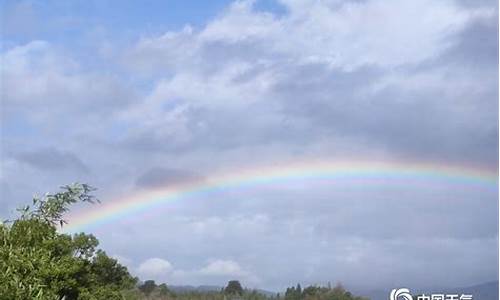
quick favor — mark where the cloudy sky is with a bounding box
[1,0,498,292]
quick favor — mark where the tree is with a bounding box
[139,280,157,296]
[224,280,244,296]
[0,183,137,299]
[157,283,170,296]
[283,283,367,300]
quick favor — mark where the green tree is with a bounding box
[283,283,367,300]
[157,283,170,296]
[224,280,244,296]
[139,280,157,296]
[0,183,137,299]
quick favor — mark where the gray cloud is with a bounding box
[14,147,89,173]
[135,168,204,189]
[93,181,498,290]
[113,0,498,169]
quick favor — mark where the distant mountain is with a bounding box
[355,281,499,300]
[251,288,278,297]
[169,285,222,293]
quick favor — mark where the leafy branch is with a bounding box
[17,183,99,227]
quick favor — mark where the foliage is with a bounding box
[0,183,137,300]
[137,280,174,298]
[225,280,244,296]
[283,283,367,300]
[129,280,272,300]
[130,280,175,299]
[16,183,98,228]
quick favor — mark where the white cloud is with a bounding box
[137,258,174,280]
[200,0,279,43]
[199,260,245,276]
[126,0,493,72]
[169,259,261,287]
[1,40,133,120]
[189,214,271,238]
[131,256,260,286]
[113,0,497,166]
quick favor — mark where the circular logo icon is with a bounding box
[390,288,413,300]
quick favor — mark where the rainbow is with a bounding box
[63,159,498,232]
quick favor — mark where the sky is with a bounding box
[0,0,499,293]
